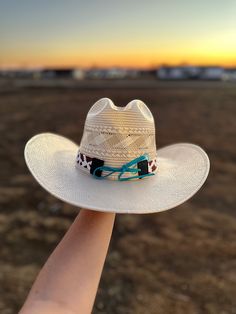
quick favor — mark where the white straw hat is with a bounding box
[24,98,210,214]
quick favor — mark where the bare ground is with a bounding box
[0,79,235,314]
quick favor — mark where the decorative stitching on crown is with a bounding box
[79,147,156,158]
[85,124,155,134]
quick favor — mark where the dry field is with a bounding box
[0,79,235,314]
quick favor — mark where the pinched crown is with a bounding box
[77,98,157,180]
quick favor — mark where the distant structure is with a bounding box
[157,66,226,80]
[40,68,84,80]
[85,67,140,79]
[222,68,236,81]
[157,66,201,80]
[85,68,122,79]
[158,66,187,80]
[0,69,41,79]
[199,67,224,80]
[41,68,72,79]
[1,65,236,81]
[73,69,84,80]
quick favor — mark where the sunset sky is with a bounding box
[1,0,236,69]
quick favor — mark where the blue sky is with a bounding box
[1,0,236,68]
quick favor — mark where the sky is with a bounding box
[0,0,236,69]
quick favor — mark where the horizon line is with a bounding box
[1,62,236,70]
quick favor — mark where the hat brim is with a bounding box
[24,133,210,214]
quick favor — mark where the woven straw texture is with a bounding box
[78,98,157,179]
[24,133,210,214]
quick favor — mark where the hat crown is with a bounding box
[78,98,157,179]
[86,98,154,128]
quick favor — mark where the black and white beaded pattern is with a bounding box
[76,152,92,171]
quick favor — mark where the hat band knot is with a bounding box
[92,154,155,181]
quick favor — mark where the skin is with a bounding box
[20,209,116,314]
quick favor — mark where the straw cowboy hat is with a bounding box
[24,98,210,214]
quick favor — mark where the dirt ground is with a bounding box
[0,79,235,314]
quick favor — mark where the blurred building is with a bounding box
[222,68,236,81]
[0,69,41,79]
[73,69,84,80]
[157,66,225,80]
[40,68,84,80]
[199,67,224,80]
[85,67,141,79]
[85,68,123,79]
[1,66,234,82]
[157,66,190,80]
[41,68,73,79]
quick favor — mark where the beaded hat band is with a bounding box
[76,151,158,181]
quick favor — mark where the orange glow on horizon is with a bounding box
[1,55,236,69]
[1,38,236,69]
